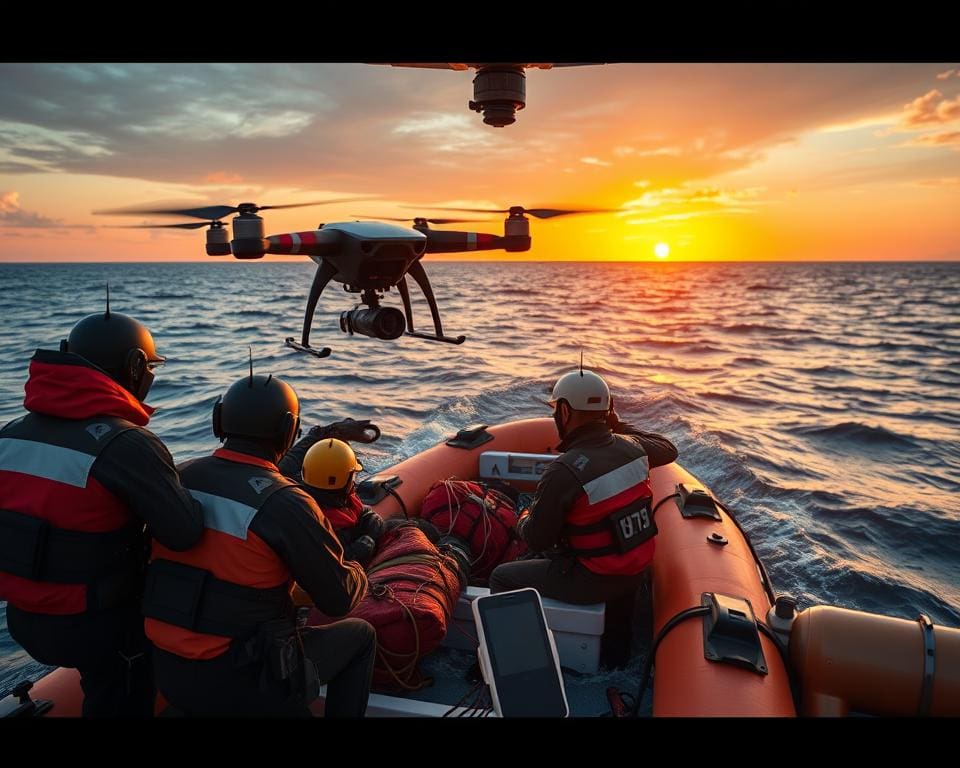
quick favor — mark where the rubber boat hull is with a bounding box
[25,417,795,717]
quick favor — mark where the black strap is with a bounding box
[564,518,610,535]
[651,493,681,519]
[383,485,409,520]
[142,559,292,638]
[566,542,621,558]
[0,508,142,583]
[917,613,936,716]
[563,495,656,558]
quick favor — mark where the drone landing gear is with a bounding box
[284,337,332,358]
[405,330,466,344]
[288,260,338,358]
[397,261,468,346]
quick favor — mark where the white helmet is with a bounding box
[548,369,611,412]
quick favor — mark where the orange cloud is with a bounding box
[908,131,960,148]
[0,190,62,227]
[204,171,244,184]
[936,69,957,80]
[911,176,960,186]
[900,89,960,127]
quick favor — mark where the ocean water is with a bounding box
[1,260,958,697]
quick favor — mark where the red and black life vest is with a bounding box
[318,491,364,532]
[143,450,297,660]
[557,436,657,576]
[0,352,154,616]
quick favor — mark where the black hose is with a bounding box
[630,605,711,717]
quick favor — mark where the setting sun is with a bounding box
[655,243,670,259]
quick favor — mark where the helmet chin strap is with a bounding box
[553,401,568,440]
[131,366,155,402]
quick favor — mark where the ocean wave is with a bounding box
[790,422,919,450]
[2,260,959,691]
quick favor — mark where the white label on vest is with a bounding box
[248,477,273,494]
[86,423,112,441]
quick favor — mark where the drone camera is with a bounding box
[470,67,526,128]
[339,306,406,340]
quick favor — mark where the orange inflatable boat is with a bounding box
[10,418,960,717]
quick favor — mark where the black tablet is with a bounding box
[472,588,569,717]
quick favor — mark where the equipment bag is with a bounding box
[304,522,464,691]
[419,479,527,584]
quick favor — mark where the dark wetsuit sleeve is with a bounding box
[91,428,204,551]
[613,422,678,468]
[251,487,367,617]
[277,432,321,482]
[520,461,581,553]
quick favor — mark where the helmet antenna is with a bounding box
[248,346,254,388]
[105,283,111,319]
[579,346,584,377]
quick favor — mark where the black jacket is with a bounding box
[519,420,677,553]
[217,439,367,616]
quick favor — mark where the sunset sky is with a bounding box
[0,63,958,262]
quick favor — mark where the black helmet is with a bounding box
[62,311,165,401]
[212,374,301,454]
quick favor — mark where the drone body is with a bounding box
[96,199,611,358]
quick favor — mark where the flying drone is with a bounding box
[381,63,603,128]
[95,199,615,358]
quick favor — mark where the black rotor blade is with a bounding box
[408,205,619,219]
[425,217,489,224]
[523,207,620,219]
[107,221,212,230]
[406,205,510,214]
[258,197,376,211]
[95,197,377,221]
[352,214,486,224]
[94,204,238,220]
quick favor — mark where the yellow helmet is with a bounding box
[302,438,363,490]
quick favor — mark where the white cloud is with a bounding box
[128,105,314,141]
[580,156,612,167]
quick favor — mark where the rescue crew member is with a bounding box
[280,425,441,561]
[289,438,384,567]
[143,372,374,717]
[0,307,204,717]
[488,369,677,667]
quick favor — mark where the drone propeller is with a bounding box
[351,214,484,225]
[106,221,213,230]
[93,197,375,221]
[405,204,619,220]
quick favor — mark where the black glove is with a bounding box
[358,509,385,541]
[308,418,381,444]
[605,396,620,431]
[344,534,377,566]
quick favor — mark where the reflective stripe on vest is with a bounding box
[0,413,138,615]
[0,439,97,488]
[188,490,259,540]
[144,454,297,660]
[559,438,657,576]
[582,456,650,504]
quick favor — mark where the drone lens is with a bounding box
[340,307,406,340]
